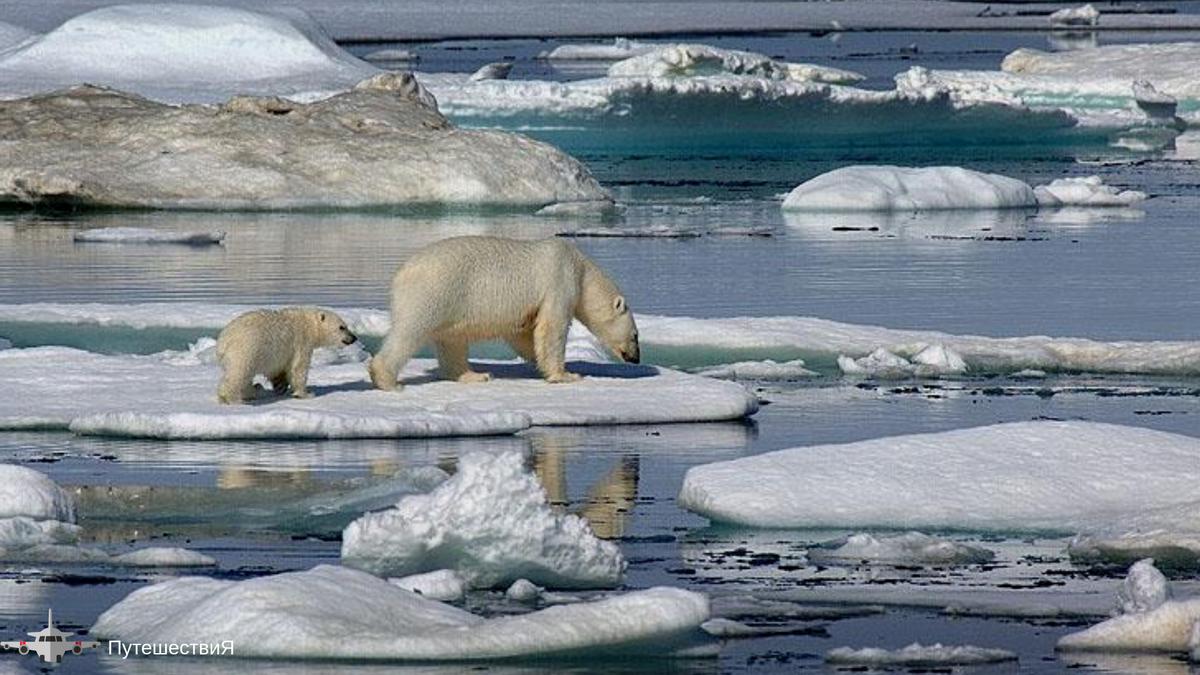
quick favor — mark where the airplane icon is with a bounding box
[2,609,99,663]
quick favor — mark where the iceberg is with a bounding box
[92,565,712,660]
[0,343,754,438]
[826,643,1017,666]
[342,452,625,588]
[0,76,609,210]
[678,421,1200,532]
[0,4,376,103]
[73,228,226,245]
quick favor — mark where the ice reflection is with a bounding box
[783,208,1035,241]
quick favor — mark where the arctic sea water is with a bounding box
[3,25,1200,675]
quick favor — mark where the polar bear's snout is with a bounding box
[618,341,640,364]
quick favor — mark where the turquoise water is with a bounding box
[2,28,1200,675]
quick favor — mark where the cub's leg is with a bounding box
[287,354,313,398]
[435,338,492,384]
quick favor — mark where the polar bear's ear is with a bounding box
[613,296,627,314]
[319,312,327,322]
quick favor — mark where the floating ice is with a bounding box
[1049,4,1100,27]
[827,643,1018,666]
[838,344,968,378]
[679,421,1200,531]
[808,532,994,565]
[470,61,513,82]
[0,465,74,521]
[0,5,377,103]
[363,48,418,63]
[693,359,816,380]
[539,38,657,61]
[93,565,712,660]
[110,547,217,567]
[782,166,1038,212]
[1059,560,1200,653]
[73,227,227,245]
[342,452,626,588]
[607,44,864,85]
[0,77,610,210]
[1071,533,1200,571]
[0,342,754,438]
[1034,176,1147,207]
[506,578,544,602]
[390,569,467,602]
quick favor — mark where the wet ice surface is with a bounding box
[5,26,1200,675]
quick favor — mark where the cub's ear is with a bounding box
[319,312,327,322]
[613,296,626,313]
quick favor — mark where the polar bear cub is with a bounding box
[217,307,358,404]
[369,236,639,390]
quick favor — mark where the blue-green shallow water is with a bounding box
[3,28,1200,675]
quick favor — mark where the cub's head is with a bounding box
[591,295,640,364]
[316,310,358,347]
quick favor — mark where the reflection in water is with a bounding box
[783,208,1036,241]
[1059,653,1193,675]
[97,655,721,675]
[534,441,640,539]
[0,578,50,618]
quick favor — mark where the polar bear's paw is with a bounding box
[458,371,493,384]
[546,371,583,384]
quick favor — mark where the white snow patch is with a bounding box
[0,4,377,103]
[389,569,467,602]
[679,421,1200,531]
[73,228,226,245]
[1049,4,1100,27]
[827,643,1018,666]
[1034,176,1147,207]
[782,166,1038,212]
[92,565,711,660]
[808,532,994,565]
[343,452,625,588]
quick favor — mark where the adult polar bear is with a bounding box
[369,236,640,390]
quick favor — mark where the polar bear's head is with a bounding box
[313,310,358,347]
[578,270,640,364]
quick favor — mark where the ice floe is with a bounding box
[782,166,1037,212]
[1071,533,1200,571]
[808,532,994,565]
[92,565,712,660]
[342,451,625,588]
[73,228,227,245]
[1059,559,1200,653]
[390,569,467,602]
[826,643,1017,666]
[837,344,968,379]
[607,44,864,85]
[539,38,657,61]
[693,359,816,380]
[1034,176,1147,207]
[679,421,1200,531]
[0,76,609,210]
[0,4,375,103]
[1049,4,1100,27]
[506,578,544,602]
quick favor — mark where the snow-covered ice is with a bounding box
[1034,176,1147,207]
[539,38,657,61]
[837,344,968,379]
[826,643,1018,666]
[506,578,544,602]
[1117,559,1170,615]
[607,44,864,85]
[92,565,712,660]
[0,77,610,210]
[782,166,1038,212]
[389,569,467,602]
[0,5,377,103]
[1059,560,1200,653]
[1071,533,1200,570]
[808,532,994,565]
[0,465,74,522]
[73,227,226,245]
[679,421,1200,531]
[693,359,816,380]
[342,452,626,588]
[1049,4,1100,27]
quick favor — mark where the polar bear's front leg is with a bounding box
[288,354,312,398]
[435,339,492,384]
[534,309,581,384]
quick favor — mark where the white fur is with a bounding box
[217,307,357,404]
[369,236,638,390]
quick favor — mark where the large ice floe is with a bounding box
[0,76,607,210]
[782,165,1145,212]
[4,300,1200,378]
[0,464,214,566]
[1058,559,1200,655]
[343,451,625,588]
[826,643,1017,666]
[92,565,712,660]
[679,421,1200,532]
[0,336,755,439]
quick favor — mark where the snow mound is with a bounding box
[608,44,864,85]
[93,565,712,660]
[0,4,376,103]
[838,344,967,378]
[1059,560,1200,653]
[74,227,226,245]
[1034,176,1147,207]
[539,38,657,61]
[679,421,1200,531]
[390,569,467,602]
[1049,4,1100,27]
[827,643,1017,666]
[342,452,626,588]
[782,166,1038,212]
[808,532,994,565]
[0,79,610,210]
[0,344,753,438]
